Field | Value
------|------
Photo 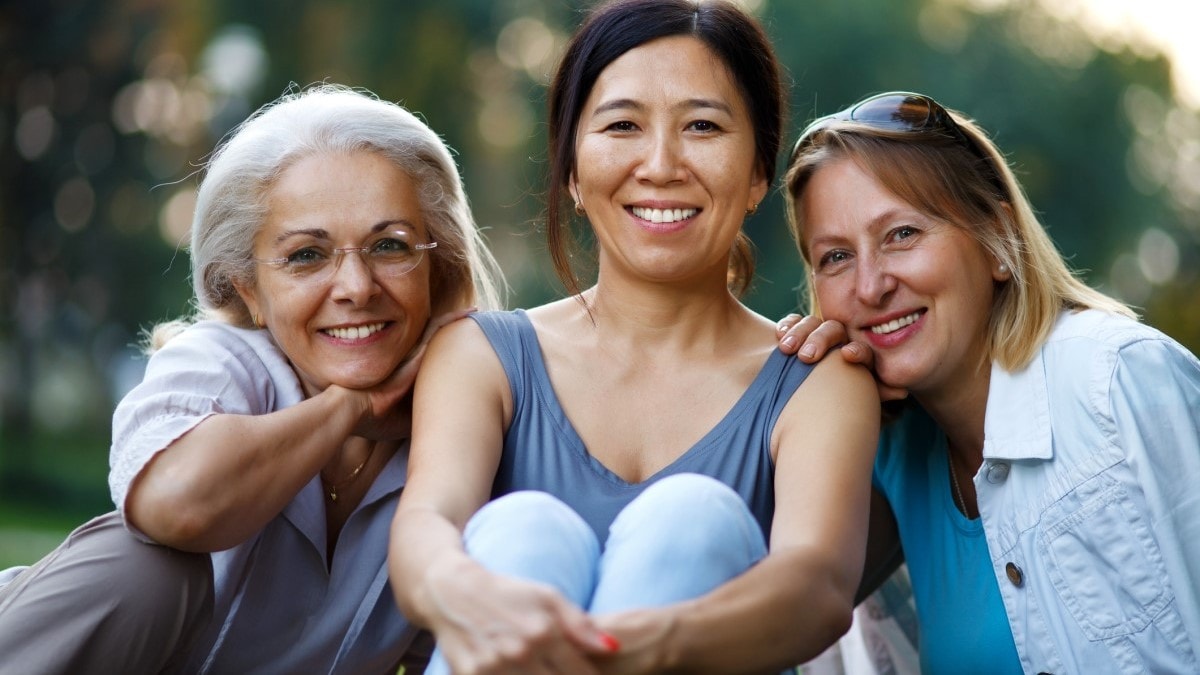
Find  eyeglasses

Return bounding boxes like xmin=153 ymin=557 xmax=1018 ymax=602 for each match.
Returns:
xmin=790 ymin=91 xmax=1006 ymax=196
xmin=253 ymin=229 xmax=437 ymax=285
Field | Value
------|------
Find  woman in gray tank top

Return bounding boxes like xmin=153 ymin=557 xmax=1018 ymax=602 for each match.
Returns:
xmin=389 ymin=1 xmax=881 ymax=673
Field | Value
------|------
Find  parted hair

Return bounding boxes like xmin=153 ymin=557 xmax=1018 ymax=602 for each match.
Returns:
xmin=784 ymin=104 xmax=1135 ymax=370
xmin=545 ymin=0 xmax=785 ymax=298
xmin=149 ymin=84 xmax=505 ymax=351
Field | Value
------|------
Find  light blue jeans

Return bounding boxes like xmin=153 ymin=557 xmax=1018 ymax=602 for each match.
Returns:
xmin=427 ymin=473 xmax=768 ymax=674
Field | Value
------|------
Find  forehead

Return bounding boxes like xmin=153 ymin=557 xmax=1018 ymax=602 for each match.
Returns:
xmin=585 ymin=35 xmax=744 ymax=111
xmin=262 ymin=151 xmax=427 ymax=238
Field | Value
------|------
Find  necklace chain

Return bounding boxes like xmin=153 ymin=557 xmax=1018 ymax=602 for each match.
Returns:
xmin=323 ymin=445 xmax=375 ymax=503
xmin=948 ymin=453 xmax=969 ymax=517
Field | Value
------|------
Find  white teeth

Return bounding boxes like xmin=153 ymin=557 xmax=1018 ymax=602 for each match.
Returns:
xmin=870 ymin=312 xmax=920 ymax=335
xmin=631 ymin=206 xmax=697 ymax=224
xmin=326 ymin=322 xmax=386 ymax=340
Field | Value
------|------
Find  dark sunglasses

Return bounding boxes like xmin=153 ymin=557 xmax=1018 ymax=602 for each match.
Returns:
xmin=790 ymin=91 xmax=1007 ymax=196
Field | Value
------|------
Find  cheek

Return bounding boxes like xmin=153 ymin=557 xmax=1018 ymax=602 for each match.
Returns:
xmin=811 ymin=276 xmax=851 ymax=321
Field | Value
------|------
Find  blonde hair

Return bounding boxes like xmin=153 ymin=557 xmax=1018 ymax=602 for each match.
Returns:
xmin=148 ymin=84 xmax=505 ymax=351
xmin=784 ymin=107 xmax=1134 ymax=371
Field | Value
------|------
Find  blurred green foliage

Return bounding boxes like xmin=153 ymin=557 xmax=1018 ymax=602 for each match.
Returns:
xmin=1 ymin=0 xmax=1197 ymax=556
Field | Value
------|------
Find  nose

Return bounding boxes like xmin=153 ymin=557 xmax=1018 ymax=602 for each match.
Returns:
xmin=854 ymin=252 xmax=896 ymax=306
xmin=330 ymin=249 xmax=380 ymax=305
xmin=633 ymin=130 xmax=686 ymax=184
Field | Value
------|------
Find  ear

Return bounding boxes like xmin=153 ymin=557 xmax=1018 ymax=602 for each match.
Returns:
xmin=748 ymin=164 xmax=769 ymax=212
xmin=991 ymin=201 xmax=1015 ymax=282
xmin=232 ymin=278 xmax=263 ymax=327
xmin=568 ymin=173 xmax=581 ymax=207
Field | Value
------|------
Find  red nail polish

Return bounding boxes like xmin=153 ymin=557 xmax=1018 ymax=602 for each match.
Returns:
xmin=599 ymin=632 xmax=621 ymax=652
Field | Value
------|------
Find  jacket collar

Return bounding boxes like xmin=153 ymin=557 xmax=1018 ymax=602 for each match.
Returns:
xmin=982 ymin=351 xmax=1054 ymax=462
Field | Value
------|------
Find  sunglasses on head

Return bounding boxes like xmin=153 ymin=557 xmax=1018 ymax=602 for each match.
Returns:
xmin=790 ymin=91 xmax=1007 ymax=196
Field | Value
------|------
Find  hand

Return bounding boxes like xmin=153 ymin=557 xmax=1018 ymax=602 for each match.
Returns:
xmin=775 ymin=314 xmax=908 ymax=401
xmin=590 ymin=609 xmax=673 ymax=674
xmin=351 ymin=307 xmax=477 ymax=440
xmin=426 ymin=560 xmax=617 ymax=674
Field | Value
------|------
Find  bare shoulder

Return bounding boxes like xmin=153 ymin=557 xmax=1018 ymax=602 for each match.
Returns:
xmin=782 ymin=353 xmax=879 ymax=430
xmin=419 ymin=314 xmax=509 ymax=398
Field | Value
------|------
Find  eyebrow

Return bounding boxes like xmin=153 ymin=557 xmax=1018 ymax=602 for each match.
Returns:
xmin=273 ymin=219 xmax=417 ymax=244
xmin=591 ymin=97 xmax=734 ymax=117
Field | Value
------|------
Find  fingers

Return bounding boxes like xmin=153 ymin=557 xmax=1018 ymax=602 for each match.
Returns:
xmin=778 ymin=315 xmax=849 ymax=363
xmin=775 ymin=313 xmax=804 ymax=337
xmin=426 ymin=306 xmax=478 ymax=336
xmin=838 ymin=343 xmax=908 ymax=401
xmin=561 ymin=607 xmax=620 ymax=657
xmin=776 ymin=314 xmax=819 ymax=354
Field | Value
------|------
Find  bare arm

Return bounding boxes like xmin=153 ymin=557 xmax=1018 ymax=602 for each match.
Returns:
xmin=595 ymin=355 xmax=881 ymax=673
xmin=126 ymin=311 xmax=465 ymax=551
xmin=389 ymin=319 xmax=615 ymax=674
xmin=126 ymin=385 xmax=367 ymax=551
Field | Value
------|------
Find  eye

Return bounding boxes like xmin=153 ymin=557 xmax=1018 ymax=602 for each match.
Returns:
xmin=605 ymin=120 xmax=637 ymax=133
xmin=687 ymin=119 xmax=721 ymax=133
xmin=284 ymin=246 xmax=327 ymax=267
xmin=816 ymin=249 xmax=851 ymax=270
xmin=371 ymin=234 xmax=414 ymax=257
xmin=890 ymin=225 xmax=919 ymax=242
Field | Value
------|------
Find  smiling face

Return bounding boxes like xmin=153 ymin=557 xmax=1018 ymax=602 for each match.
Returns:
xmin=801 ymin=157 xmax=1007 ymax=398
xmin=570 ymin=35 xmax=767 ymax=288
xmin=235 ymin=150 xmax=433 ymax=397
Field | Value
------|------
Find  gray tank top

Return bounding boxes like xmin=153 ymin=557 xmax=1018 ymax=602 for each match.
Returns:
xmin=472 ymin=309 xmax=814 ymax=541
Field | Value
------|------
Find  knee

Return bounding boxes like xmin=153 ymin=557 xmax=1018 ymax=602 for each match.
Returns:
xmin=59 ymin=512 xmax=211 ymax=616
xmin=464 ymin=492 xmax=599 ymax=567
xmin=608 ymin=474 xmax=765 ymax=562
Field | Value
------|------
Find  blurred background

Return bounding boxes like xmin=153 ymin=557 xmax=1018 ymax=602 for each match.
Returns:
xmin=1 ymin=0 xmax=1197 ymax=565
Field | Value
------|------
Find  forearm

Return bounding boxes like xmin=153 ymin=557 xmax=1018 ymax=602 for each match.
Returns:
xmin=642 ymin=547 xmax=855 ymax=673
xmin=126 ymin=386 xmax=364 ymax=550
xmin=388 ymin=505 xmax=476 ymax=627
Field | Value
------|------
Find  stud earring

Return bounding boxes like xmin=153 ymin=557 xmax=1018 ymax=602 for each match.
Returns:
xmin=998 ymin=263 xmax=1009 ymax=276
xmin=253 ymin=313 xmax=263 ymax=328
xmin=746 ymin=203 xmax=758 ymax=216
xmin=574 ymin=202 xmax=586 ymax=216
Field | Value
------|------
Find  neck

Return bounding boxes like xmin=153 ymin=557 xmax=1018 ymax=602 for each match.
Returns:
xmin=582 ymin=270 xmax=755 ymax=354
xmin=913 ymin=361 xmax=992 ymax=471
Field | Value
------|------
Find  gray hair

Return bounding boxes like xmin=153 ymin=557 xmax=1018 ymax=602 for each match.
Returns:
xmin=151 ymin=83 xmax=505 ymax=349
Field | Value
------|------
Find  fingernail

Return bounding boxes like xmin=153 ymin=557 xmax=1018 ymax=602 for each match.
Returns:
xmin=799 ymin=344 xmax=815 ymax=360
xmin=599 ymin=632 xmax=620 ymax=652
xmin=780 ymin=336 xmax=797 ymax=351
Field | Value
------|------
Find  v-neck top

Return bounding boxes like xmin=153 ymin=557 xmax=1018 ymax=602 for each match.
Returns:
xmin=471 ymin=309 xmax=814 ymax=542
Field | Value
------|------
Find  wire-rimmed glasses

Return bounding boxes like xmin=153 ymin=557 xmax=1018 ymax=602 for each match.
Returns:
xmin=253 ymin=227 xmax=437 ymax=285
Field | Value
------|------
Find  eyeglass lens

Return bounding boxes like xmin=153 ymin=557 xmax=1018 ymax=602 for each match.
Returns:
xmin=261 ymin=230 xmax=434 ymax=283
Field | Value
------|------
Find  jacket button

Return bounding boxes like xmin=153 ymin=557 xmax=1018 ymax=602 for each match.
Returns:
xmin=986 ymin=462 xmax=1010 ymax=483
xmin=1006 ymin=562 xmax=1024 ymax=587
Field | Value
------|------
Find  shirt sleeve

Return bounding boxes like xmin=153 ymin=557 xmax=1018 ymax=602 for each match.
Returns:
xmin=108 ymin=323 xmax=281 ymax=521
xmin=1107 ymin=335 xmax=1200 ymax=649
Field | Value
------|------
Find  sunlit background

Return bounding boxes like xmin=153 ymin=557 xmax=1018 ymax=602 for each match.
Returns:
xmin=1 ymin=0 xmax=1197 ymax=563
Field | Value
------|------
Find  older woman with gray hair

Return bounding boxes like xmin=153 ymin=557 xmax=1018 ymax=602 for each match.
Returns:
xmin=0 ymin=84 xmax=504 ymax=674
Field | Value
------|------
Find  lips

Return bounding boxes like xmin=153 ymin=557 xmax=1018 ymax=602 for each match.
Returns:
xmin=322 ymin=322 xmax=388 ymax=340
xmin=630 ymin=206 xmax=699 ymax=224
xmin=868 ymin=311 xmax=923 ymax=335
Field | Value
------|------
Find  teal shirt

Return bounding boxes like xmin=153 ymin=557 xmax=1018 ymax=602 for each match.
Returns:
xmin=874 ymin=407 xmax=1022 ymax=675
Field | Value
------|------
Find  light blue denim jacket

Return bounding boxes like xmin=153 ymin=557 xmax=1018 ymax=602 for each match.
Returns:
xmin=978 ymin=309 xmax=1200 ymax=673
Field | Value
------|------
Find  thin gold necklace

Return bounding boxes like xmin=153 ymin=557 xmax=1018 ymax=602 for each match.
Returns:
xmin=948 ymin=453 xmax=970 ymax=517
xmin=323 ymin=444 xmax=375 ymax=503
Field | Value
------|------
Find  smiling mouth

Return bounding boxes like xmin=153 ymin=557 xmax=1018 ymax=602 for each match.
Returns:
xmin=323 ymin=322 xmax=388 ymax=340
xmin=869 ymin=311 xmax=923 ymax=335
xmin=630 ymin=206 xmax=699 ymax=224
